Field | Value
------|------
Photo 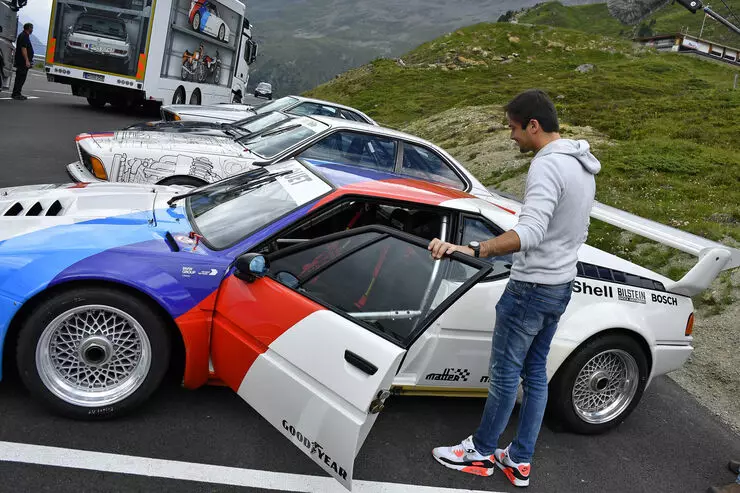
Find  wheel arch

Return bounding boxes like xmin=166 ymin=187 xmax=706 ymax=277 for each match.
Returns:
xmin=550 ymin=327 xmax=653 ymax=384
xmin=2 ymin=279 xmax=186 ymax=385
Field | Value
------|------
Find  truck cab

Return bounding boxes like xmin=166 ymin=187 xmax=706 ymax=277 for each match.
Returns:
xmin=231 ymin=16 xmax=257 ymax=103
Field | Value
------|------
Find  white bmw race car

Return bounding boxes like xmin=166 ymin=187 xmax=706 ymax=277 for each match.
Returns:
xmin=1 ymin=157 xmax=737 ymax=490
xmin=66 ymin=114 xmax=492 ymax=194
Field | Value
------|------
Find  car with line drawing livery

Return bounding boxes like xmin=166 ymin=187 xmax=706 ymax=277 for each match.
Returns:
xmin=66 ymin=115 xmax=489 ymax=193
xmin=1 ymin=157 xmax=738 ymax=490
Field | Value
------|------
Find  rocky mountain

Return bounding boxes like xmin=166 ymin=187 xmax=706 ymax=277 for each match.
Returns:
xmin=246 ymin=0 xmax=601 ymax=96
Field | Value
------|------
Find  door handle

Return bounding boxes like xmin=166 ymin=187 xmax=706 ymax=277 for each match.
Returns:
xmin=344 ymin=350 xmax=378 ymax=375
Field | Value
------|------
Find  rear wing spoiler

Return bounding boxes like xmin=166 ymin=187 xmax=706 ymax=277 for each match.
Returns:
xmin=591 ymin=201 xmax=740 ymax=297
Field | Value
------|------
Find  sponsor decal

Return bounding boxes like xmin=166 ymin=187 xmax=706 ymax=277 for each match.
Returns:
xmin=181 ymin=266 xmax=219 ymax=277
xmin=425 ymin=368 xmax=470 ymax=382
xmin=282 ymin=420 xmax=347 ymax=480
xmin=617 ymin=287 xmax=646 ymax=304
xmin=652 ymin=293 xmax=678 ymax=306
xmin=573 ymin=280 xmax=647 ymax=304
xmin=480 ymin=375 xmax=490 ymax=384
xmin=573 ymin=280 xmax=613 ymax=298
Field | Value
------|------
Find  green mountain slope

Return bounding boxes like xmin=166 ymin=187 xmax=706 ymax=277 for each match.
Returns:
xmin=306 ymin=22 xmax=739 ymax=305
xmin=518 ymin=1 xmax=740 ymax=46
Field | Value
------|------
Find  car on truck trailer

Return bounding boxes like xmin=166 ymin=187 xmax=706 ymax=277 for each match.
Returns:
xmin=44 ymin=0 xmax=258 ymax=109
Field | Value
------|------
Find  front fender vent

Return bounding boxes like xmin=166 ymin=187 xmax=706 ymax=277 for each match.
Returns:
xmin=3 ymin=203 xmax=23 ymax=216
xmin=46 ymin=200 xmax=63 ymax=216
xmin=26 ymin=202 xmax=43 ymax=216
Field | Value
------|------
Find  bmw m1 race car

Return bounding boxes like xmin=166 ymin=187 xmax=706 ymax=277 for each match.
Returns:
xmin=1 ymin=156 xmax=738 ymax=489
xmin=66 ymin=115 xmax=489 ymax=194
xmin=189 ymin=0 xmax=231 ymax=42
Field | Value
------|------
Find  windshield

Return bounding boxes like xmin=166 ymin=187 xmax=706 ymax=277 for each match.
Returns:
xmin=239 ymin=119 xmax=328 ymax=159
xmin=233 ymin=111 xmax=291 ymax=135
xmin=255 ymin=96 xmax=299 ymax=114
xmin=189 ymin=161 xmax=332 ymax=249
xmin=75 ymin=16 xmax=126 ymax=39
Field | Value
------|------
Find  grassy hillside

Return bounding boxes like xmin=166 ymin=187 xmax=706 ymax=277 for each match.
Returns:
xmin=305 ymin=22 xmax=740 ymax=307
xmin=518 ymin=1 xmax=740 ymax=47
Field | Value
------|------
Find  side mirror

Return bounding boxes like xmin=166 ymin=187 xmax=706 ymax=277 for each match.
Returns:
xmin=234 ymin=253 xmax=269 ymax=282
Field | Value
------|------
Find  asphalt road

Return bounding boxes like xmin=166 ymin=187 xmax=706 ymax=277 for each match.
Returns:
xmin=1 ymin=71 xmax=740 ymax=493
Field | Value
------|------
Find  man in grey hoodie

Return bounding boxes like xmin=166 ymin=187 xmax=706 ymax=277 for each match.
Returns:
xmin=430 ymin=89 xmax=601 ymax=487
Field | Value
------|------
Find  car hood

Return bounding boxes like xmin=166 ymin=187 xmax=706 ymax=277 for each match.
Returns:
xmin=165 ymin=104 xmax=257 ymax=123
xmin=78 ymin=131 xmax=252 ymax=158
xmin=0 ymin=182 xmax=181 ymax=242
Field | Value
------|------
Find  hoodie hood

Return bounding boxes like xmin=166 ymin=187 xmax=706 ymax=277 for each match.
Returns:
xmin=535 ymin=139 xmax=601 ymax=174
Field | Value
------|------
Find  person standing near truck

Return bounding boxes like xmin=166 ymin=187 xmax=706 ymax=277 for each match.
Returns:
xmin=12 ymin=22 xmax=33 ymax=100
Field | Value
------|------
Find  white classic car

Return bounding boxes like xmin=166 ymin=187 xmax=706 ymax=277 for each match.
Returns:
xmin=1 ymin=157 xmax=737 ymax=491
xmin=67 ymin=115 xmax=491 ymax=193
xmin=64 ymin=14 xmax=131 ymax=72
xmin=159 ymin=95 xmax=378 ymax=125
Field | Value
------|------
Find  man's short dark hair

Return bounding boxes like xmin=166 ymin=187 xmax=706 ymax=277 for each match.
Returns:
xmin=23 ymin=23 xmax=33 ymax=30
xmin=504 ymin=89 xmax=559 ymax=133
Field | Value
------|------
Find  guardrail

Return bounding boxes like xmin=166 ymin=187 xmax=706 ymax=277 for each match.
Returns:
xmin=33 ymin=54 xmax=44 ymax=64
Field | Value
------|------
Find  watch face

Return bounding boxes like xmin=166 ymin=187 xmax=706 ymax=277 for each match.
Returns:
xmin=469 ymin=241 xmax=480 ymax=248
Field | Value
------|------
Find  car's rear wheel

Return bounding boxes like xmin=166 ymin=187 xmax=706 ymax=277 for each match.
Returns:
xmin=16 ymin=287 xmax=171 ymax=420
xmin=548 ymin=334 xmax=648 ymax=434
xmin=218 ymin=24 xmax=225 ymax=41
xmin=192 ymin=12 xmax=200 ymax=31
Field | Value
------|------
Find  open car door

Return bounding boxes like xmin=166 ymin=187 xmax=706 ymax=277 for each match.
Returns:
xmin=210 ymin=225 xmax=492 ymax=490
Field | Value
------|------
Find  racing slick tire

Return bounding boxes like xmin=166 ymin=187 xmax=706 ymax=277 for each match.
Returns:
xmin=192 ymin=12 xmax=201 ymax=31
xmin=547 ymin=333 xmax=648 ymax=435
xmin=158 ymin=175 xmax=207 ymax=188
xmin=16 ymin=287 xmax=171 ymax=420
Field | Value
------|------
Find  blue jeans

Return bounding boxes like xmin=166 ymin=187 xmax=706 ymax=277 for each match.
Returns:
xmin=472 ymin=279 xmax=573 ymax=463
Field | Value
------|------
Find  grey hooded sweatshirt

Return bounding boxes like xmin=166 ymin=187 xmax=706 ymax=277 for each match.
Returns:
xmin=510 ymin=139 xmax=601 ymax=285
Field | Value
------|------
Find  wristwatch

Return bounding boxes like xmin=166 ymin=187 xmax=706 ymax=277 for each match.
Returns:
xmin=468 ymin=240 xmax=481 ymax=258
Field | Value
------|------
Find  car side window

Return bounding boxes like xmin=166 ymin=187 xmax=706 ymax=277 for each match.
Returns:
xmin=460 ymin=216 xmax=512 ymax=280
xmin=269 ymin=233 xmax=483 ymax=347
xmin=267 ymin=199 xmax=445 ymax=253
xmin=298 ymin=131 xmax=397 ymax=172
xmin=289 ymin=102 xmax=340 ymax=118
xmin=401 ymin=143 xmax=466 ymax=190
xmin=339 ymin=109 xmax=365 ymax=123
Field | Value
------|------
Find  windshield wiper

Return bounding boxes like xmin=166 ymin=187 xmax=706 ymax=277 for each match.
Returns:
xmin=214 ymin=169 xmax=294 ymax=198
xmin=166 ymin=168 xmax=269 ymax=207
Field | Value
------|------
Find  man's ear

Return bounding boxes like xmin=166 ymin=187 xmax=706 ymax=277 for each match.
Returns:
xmin=528 ymin=119 xmax=541 ymax=134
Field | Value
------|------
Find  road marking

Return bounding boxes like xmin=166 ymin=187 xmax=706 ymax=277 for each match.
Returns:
xmin=0 ymin=441 xmax=502 ymax=493
xmin=33 ymin=89 xmax=73 ymax=96
xmin=29 ymin=72 xmax=47 ymax=77
xmin=0 ymin=96 xmax=40 ymax=100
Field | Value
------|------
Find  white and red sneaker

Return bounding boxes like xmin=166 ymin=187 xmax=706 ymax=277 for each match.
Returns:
xmin=494 ymin=445 xmax=530 ymax=487
xmin=432 ymin=435 xmax=495 ymax=477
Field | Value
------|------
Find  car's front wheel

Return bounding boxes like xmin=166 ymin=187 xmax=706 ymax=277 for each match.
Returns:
xmin=16 ymin=287 xmax=171 ymax=420
xmin=548 ymin=333 xmax=648 ymax=434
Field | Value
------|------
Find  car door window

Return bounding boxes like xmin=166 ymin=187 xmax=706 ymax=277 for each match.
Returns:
xmin=339 ymin=109 xmax=366 ymax=123
xmin=269 ymin=229 xmax=487 ymax=347
xmin=401 ymin=143 xmax=466 ymax=190
xmin=460 ymin=216 xmax=512 ymax=280
xmin=299 ymin=131 xmax=397 ymax=172
xmin=289 ymin=102 xmax=340 ymax=118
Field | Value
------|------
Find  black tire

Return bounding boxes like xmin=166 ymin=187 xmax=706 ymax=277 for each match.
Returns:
xmin=172 ymin=87 xmax=186 ymax=105
xmin=232 ymin=91 xmax=242 ymax=103
xmin=192 ymin=12 xmax=200 ymax=31
xmin=189 ymin=89 xmax=201 ymax=105
xmin=158 ymin=175 xmax=207 ymax=188
xmin=213 ymin=63 xmax=221 ymax=85
xmin=16 ymin=287 xmax=172 ymax=420
xmin=218 ymin=24 xmax=225 ymax=41
xmin=87 ymin=95 xmax=107 ymax=108
xmin=547 ymin=333 xmax=649 ymax=434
